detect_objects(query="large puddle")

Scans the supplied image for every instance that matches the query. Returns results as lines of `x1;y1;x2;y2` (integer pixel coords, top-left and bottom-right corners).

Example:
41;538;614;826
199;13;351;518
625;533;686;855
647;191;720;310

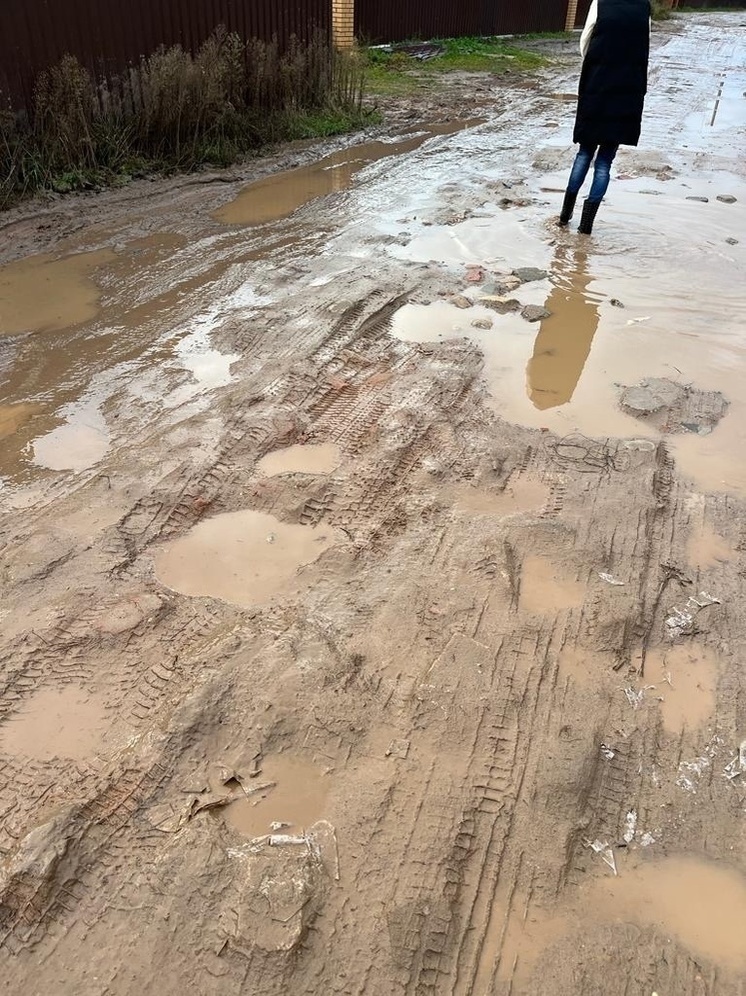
215;120;484;225
154;509;343;606
220;755;330;837
480;855;746;987
392;179;746;496
0;685;110;761
0;249;116;336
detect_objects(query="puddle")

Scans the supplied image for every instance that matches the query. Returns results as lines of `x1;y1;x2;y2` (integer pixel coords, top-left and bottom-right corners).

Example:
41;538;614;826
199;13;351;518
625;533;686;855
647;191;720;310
648;644;719;734
687;524;736;570
223;755;329;836
0;402;41;439
0;249;116;335
32;396;110;472
588;856;746;973
0;685;110;761
257;443;342;477
216;121;483;225
520;555;586;613
154;509;343;606
449;479;548;515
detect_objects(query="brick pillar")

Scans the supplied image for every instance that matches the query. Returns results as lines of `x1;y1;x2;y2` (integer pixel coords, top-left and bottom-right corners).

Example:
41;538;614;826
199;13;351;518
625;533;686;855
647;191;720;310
333;0;355;50
565;0;579;30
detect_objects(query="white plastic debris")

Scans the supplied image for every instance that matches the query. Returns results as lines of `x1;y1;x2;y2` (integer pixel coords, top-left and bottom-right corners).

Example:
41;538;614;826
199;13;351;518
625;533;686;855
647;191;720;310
677;735;725;793
723;739;746;781
599;572;626;586
666;592;721;639
624;810;638;844
640;832;656;848
624;686;655;709
601;744;616;761
626;316;651;325
586;838;617;875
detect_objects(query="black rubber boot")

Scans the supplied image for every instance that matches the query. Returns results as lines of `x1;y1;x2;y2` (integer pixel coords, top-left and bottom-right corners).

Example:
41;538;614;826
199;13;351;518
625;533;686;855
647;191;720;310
558;191;577;227
578;199;601;235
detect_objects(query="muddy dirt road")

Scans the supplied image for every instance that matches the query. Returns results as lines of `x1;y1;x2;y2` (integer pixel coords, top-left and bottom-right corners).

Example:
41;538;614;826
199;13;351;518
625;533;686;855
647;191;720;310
2;13;746;996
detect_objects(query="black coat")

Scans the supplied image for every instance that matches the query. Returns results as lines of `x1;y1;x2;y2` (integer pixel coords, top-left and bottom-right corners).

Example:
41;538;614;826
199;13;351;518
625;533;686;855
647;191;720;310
574;0;651;148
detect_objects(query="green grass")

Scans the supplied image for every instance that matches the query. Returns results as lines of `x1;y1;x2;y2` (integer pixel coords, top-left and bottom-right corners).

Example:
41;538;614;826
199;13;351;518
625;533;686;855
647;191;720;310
364;36;548;96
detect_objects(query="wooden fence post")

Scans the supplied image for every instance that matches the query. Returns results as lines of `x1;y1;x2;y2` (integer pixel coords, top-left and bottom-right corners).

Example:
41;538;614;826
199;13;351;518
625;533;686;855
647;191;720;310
333;0;355;49
565;0;579;30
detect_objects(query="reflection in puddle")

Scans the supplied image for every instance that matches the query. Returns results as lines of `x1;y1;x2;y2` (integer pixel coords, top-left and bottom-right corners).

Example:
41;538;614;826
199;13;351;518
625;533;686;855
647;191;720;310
526;247;600;410
648;644;719;734
154;510;343;606
520;555;586;613
216;120;484;225
0;249;115;335
223;755;329;836
257;443;342;477
0;685;110;761
32;397;110;472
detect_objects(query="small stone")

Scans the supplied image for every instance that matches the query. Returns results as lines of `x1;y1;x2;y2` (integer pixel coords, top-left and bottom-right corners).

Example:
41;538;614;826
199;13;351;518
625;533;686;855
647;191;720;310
610;299;625;308
465;267;485;284
483;297;521;315
471;318;494;330
726;237;739;246
717;194;737;204
448;295;473;310
485;274;522;296
686;196;709;203
513;267;548;284
521;305;551;323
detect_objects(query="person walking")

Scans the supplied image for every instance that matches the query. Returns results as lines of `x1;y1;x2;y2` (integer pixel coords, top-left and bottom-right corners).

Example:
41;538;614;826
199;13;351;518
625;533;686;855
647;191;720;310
559;0;651;235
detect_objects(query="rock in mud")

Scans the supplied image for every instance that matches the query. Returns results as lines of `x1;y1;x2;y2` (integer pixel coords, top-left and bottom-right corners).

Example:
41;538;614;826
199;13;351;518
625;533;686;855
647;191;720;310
620;378;729;434
484;275;522;296
471;318;494;330
521;304;551;323
448;295;473;310
610;299;625;308
717;194;737;204
513;267;548;284
686;196;709;203
483;297;521;315
726;237;739;245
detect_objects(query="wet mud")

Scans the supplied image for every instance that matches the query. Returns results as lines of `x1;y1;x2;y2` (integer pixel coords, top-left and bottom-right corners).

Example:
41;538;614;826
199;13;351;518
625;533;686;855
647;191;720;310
1;14;746;996
154;510;343;606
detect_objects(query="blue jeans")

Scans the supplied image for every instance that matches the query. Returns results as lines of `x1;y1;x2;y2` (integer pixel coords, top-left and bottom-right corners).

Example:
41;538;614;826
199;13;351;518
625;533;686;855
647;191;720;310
567;144;619;203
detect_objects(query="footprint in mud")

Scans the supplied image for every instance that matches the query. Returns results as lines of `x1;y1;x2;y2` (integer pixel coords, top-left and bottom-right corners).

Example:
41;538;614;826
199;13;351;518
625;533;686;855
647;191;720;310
647;644;719;735
0;685;112;761
257;443;342;477
154;509;345;607
519;555;586;613
687;524;737;570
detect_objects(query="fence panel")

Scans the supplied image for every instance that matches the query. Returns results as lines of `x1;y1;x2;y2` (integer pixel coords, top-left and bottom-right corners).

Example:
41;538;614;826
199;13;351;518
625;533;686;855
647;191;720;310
0;0;332;112
575;0;593;28
356;0;573;44
492;0;569;35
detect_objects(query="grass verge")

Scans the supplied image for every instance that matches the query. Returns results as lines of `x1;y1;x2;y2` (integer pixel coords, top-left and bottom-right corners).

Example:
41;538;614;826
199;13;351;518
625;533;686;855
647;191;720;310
365;36;548;97
1;31;374;210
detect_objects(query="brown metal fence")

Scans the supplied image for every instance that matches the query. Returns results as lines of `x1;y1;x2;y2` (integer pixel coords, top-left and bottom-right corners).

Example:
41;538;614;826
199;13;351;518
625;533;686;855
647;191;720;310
575;0;594;28
0;0;332;112
356;0;570;44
